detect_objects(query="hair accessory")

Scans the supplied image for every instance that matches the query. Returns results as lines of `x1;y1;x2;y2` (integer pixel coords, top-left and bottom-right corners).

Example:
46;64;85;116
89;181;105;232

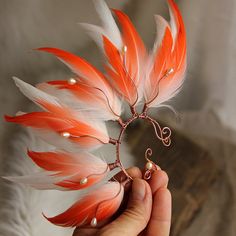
4;0;186;228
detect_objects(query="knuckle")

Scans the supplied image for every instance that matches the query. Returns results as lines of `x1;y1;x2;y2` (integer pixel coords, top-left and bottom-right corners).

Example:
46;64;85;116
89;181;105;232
98;225;122;236
125;204;149;225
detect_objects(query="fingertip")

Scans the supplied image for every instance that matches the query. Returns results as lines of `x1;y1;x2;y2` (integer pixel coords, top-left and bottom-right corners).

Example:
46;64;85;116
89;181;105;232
114;167;142;184
149;170;169;194
159;170;169;187
155;187;172;203
130;179;152;218
128;167;142;179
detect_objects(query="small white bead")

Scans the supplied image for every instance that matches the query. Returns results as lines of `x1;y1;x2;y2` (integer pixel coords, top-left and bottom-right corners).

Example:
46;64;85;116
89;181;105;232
61;132;70;138
68;78;77;85
90;217;97;227
167;68;174;75
122;45;128;53
146;162;153;170
80;177;88;185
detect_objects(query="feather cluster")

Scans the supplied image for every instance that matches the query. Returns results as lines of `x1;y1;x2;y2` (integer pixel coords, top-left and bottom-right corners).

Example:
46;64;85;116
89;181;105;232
4;0;186;228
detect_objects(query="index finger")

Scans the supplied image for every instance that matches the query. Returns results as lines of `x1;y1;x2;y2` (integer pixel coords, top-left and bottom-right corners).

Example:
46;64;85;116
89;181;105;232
113;166;142;191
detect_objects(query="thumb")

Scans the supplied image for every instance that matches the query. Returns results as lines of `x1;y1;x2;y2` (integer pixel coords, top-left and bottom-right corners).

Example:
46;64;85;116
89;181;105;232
101;179;152;236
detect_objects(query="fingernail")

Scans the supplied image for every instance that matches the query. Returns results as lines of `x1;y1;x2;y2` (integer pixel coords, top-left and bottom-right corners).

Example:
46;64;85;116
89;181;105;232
132;179;146;200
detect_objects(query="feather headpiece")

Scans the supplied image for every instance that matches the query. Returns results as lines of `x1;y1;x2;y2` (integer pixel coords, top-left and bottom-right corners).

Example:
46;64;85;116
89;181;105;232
4;0;186;228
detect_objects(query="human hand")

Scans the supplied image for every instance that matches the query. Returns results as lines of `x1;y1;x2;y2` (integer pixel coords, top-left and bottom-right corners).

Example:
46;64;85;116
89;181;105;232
73;167;171;236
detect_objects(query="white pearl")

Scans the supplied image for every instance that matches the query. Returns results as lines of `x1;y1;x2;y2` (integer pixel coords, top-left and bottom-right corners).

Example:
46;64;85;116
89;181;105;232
80;177;88;185
122;45;128;53
146;162;153;170
90;217;97;227
167;68;174;75
61;132;70;138
68;78;77;85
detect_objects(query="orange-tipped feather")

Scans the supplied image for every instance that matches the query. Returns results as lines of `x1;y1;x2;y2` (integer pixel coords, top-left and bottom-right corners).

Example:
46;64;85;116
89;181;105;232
113;9;147;91
37;47;111;95
24;150;110;190
42;80;120;120
45;182;124;227
37;47;122;117
103;36;138;105
144;0;187;107
5;111;109;149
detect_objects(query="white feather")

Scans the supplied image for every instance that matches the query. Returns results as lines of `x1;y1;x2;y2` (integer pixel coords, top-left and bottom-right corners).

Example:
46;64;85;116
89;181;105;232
80;0;122;50
153;15;171;53
31;128;107;152
3;173;66;190
0;130;76;236
168;1;178;45
37;82;121;121
154;68;187;106
3;150;109;191
13;77;62;110
144;15;171;102
79;23;105;50
12;78;110;147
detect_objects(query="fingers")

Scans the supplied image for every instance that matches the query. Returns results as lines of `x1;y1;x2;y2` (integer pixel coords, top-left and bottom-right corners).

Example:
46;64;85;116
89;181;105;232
73;167;171;236
73;167;142;235
73;228;97;236
100;178;152;236
145;169;171;236
145;188;172;236
148;170;169;194
113;166;142;191
114;166;142;180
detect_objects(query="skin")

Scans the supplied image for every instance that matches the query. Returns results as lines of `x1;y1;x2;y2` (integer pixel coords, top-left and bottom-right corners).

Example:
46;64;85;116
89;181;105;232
73;166;171;236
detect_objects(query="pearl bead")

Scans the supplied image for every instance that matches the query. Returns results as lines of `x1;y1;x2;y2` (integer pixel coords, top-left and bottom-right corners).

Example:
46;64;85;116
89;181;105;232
80;177;88;185
167;68;174;75
146;162;153;170
90;217;97;227
61;132;70;138
68;78;77;85
122;45;128;53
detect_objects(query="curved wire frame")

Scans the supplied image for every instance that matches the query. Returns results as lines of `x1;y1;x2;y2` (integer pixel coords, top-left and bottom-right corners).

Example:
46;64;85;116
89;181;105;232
107;105;172;181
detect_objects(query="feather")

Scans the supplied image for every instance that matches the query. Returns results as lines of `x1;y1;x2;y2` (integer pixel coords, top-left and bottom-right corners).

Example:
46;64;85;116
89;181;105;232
5;111;109;150
45;182;124;227
81;0;148;104
12;77;71;117
36;47;122;118
3;172;65;190
113;9;147;101
13;77;62;111
6;78;110;149
80;0;122;51
145;26;173;104
37;80;121;121
4;151;109;191
152;15;171;54
144;0;186;107
103;36;138;106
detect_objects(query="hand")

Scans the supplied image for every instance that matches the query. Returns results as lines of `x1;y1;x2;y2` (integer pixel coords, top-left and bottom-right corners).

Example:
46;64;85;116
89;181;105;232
73;167;171;236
